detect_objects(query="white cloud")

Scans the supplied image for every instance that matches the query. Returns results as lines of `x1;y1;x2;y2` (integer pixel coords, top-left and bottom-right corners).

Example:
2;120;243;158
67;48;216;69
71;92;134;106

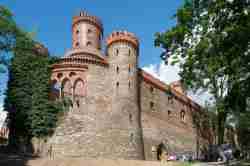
142;61;212;106
142;61;180;84
0;103;3;112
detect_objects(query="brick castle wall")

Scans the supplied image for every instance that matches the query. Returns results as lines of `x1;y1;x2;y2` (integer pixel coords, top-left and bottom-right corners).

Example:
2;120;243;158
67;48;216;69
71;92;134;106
42;11;209;161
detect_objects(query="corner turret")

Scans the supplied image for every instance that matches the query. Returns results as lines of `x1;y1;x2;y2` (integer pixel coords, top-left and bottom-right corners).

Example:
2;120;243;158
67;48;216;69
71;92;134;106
106;31;139;50
106;30;144;160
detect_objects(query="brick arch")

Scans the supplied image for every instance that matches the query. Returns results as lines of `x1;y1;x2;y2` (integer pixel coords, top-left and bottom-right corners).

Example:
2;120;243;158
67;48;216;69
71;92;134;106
73;78;85;97
61;77;72;98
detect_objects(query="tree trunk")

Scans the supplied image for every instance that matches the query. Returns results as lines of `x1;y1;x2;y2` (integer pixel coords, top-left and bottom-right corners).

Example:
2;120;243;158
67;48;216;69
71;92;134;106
217;111;227;145
232;126;241;150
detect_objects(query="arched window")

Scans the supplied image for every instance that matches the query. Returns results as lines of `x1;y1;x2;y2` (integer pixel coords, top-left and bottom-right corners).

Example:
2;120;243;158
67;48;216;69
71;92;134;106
76;29;80;35
128;65;131;73
69;72;76;77
61;78;72;98
180;110;185;121
116;82;119;88
128;81;131;88
57;73;63;79
73;79;85;97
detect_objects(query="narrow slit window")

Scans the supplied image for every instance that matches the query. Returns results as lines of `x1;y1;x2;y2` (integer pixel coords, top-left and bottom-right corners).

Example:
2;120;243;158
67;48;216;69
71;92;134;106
116;66;119;74
116;49;119;56
76;100;80;108
130;133;134;142
180;110;185;121
129;81;131;88
129;114;132;122
150;102;154;109
150;86;154;93
116;82;119;88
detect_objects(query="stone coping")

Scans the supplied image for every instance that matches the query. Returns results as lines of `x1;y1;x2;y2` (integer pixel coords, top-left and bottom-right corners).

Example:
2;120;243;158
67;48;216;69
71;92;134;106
139;69;202;112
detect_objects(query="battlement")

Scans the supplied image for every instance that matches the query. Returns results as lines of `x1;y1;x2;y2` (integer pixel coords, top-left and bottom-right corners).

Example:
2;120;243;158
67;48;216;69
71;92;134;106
106;31;139;49
72;11;103;32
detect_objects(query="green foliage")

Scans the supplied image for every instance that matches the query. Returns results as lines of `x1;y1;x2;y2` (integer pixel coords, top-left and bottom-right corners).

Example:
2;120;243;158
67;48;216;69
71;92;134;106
0;5;24;72
155;0;250;145
237;107;250;148
4;34;62;144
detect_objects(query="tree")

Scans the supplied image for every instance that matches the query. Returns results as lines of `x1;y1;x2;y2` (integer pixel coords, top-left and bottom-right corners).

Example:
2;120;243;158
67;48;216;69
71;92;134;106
4;33;62;148
0;6;24;72
155;0;250;145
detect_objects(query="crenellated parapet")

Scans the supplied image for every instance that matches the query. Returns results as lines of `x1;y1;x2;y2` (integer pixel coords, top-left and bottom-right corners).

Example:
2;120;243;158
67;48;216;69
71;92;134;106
72;11;103;33
106;31;139;49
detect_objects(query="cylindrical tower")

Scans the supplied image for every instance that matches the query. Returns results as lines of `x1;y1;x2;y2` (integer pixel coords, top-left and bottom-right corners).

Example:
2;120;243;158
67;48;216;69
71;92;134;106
72;11;103;50
106;31;144;160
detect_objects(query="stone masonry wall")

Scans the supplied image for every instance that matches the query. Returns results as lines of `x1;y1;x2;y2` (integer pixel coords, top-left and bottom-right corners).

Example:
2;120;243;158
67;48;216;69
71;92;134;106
106;41;144;160
139;78;197;161
47;42;145;160
47;63;115;158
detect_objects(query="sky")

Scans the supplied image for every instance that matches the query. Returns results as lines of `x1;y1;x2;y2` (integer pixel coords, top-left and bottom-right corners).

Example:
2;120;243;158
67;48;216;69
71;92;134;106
0;0;210;107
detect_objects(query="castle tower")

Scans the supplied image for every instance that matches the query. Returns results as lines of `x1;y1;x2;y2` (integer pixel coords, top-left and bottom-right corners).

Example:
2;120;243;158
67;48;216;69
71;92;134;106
106;31;144;160
72;11;103;50
48;12;144;160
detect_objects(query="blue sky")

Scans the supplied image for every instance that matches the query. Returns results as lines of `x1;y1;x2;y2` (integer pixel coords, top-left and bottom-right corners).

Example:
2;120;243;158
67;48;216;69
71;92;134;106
0;0;185;106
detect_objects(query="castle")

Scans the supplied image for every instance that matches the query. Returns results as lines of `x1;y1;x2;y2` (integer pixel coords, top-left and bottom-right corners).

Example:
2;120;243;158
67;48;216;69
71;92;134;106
48;11;210;161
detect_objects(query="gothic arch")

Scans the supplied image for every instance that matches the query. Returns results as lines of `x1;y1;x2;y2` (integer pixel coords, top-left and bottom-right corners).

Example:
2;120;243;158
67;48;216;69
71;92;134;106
73;78;85;97
180;110;186;121
61;78;72;98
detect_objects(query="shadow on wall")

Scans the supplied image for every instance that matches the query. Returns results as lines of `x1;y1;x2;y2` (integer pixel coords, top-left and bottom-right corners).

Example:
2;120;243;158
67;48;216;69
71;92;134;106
190;109;216;160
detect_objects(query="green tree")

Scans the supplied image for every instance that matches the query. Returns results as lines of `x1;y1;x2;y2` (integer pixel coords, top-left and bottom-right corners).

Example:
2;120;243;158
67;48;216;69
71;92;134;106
0;6;24;72
155;0;250;145
4;33;62;148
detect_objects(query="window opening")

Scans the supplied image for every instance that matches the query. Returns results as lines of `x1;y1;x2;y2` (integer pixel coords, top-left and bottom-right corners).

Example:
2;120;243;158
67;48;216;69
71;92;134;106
86;41;92;46
116;66;119;74
116;49;119;56
150;102;154;109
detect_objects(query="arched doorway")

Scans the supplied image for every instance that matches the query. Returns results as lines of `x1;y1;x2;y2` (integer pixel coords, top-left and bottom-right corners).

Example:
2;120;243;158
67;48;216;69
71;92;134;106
156;141;170;161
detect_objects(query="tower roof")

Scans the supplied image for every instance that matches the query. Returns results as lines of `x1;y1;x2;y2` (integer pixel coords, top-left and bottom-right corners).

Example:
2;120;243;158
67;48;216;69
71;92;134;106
106;31;139;49
72;10;103;33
